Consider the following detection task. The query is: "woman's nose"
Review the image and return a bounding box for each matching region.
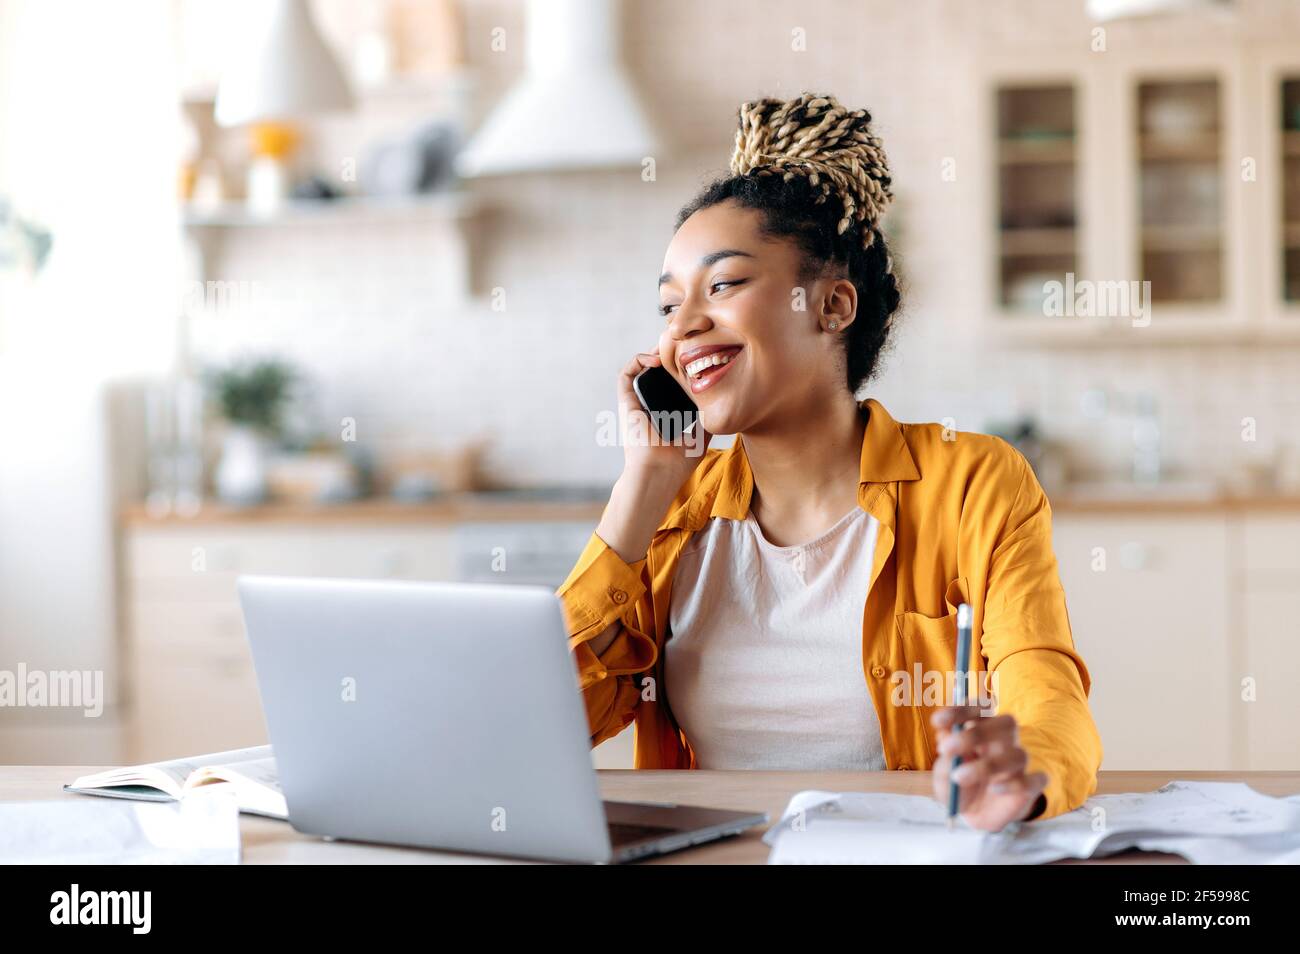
[667,298,712,339]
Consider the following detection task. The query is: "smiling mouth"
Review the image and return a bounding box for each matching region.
[684,350,738,377]
[683,347,742,394]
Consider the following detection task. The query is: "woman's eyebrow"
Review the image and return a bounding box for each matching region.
[659,248,756,287]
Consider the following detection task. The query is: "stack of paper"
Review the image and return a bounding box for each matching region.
[764,781,1300,864]
[0,787,241,864]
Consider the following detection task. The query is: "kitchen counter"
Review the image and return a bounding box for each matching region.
[1045,487,1300,514]
[119,486,1300,526]
[119,493,609,527]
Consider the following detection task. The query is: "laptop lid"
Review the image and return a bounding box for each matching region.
[237,575,614,863]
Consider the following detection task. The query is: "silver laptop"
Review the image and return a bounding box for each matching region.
[236,575,767,863]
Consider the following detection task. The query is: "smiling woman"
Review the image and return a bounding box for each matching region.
[556,93,1102,831]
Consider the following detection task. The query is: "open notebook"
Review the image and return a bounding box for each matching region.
[64,745,286,820]
[763,781,1300,864]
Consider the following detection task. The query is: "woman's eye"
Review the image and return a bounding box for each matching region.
[658,280,744,317]
[711,279,744,293]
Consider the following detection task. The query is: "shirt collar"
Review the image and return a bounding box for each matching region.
[662,397,921,532]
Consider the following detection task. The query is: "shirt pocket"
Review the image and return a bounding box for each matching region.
[894,576,968,763]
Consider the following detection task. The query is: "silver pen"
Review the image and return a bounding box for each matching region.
[946,602,973,831]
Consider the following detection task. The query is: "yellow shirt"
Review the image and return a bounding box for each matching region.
[555,398,1102,821]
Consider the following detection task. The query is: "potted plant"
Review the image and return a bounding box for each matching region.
[207,359,296,505]
[0,197,52,273]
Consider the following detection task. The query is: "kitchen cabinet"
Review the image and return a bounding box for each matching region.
[995,83,1080,312]
[594,504,1300,773]
[1133,76,1225,306]
[977,43,1290,342]
[1241,589,1300,769]
[1115,49,1249,329]
[118,504,1300,771]
[1258,45,1300,330]
[119,515,590,762]
[1239,515,1300,770]
[1051,513,1234,770]
[1053,507,1300,772]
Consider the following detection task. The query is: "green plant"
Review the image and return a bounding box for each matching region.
[0,198,52,273]
[208,359,297,437]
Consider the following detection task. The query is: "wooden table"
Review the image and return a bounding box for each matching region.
[7,768,1298,864]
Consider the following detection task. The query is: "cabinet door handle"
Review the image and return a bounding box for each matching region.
[216,612,244,639]
[211,656,247,679]
[376,547,412,576]
[1120,541,1152,570]
[211,545,242,573]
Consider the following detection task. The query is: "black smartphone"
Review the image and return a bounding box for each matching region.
[632,365,700,443]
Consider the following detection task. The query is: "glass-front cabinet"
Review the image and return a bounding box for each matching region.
[1260,46,1300,332]
[1135,78,1223,306]
[1280,77,1300,306]
[979,46,1289,342]
[996,85,1079,313]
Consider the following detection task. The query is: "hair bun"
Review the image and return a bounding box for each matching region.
[730,93,893,248]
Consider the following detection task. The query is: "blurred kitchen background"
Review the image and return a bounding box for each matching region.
[1,0,1298,772]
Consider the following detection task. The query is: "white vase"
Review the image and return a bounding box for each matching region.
[215,426,269,505]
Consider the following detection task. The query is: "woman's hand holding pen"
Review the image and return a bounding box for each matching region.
[929,706,1049,831]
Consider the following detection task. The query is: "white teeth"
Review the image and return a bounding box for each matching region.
[685,351,737,379]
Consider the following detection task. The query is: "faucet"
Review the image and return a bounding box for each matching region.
[1131,392,1161,485]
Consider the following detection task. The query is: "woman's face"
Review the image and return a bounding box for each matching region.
[657,199,855,437]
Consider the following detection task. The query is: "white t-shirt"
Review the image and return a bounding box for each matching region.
[664,505,886,770]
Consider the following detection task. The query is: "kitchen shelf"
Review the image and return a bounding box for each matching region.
[999,227,1076,256]
[1137,133,1220,161]
[1140,224,1221,251]
[998,138,1076,164]
[180,189,482,299]
[182,190,478,228]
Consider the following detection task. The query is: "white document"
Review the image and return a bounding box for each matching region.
[766,781,1300,865]
[0,787,241,864]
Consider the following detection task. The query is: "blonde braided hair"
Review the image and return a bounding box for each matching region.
[729,93,893,251]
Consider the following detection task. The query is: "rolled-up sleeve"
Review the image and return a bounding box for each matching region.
[979,451,1103,821]
[555,531,659,746]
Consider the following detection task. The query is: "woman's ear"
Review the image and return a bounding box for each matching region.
[819,276,857,333]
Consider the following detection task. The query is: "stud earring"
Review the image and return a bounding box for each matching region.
[828,320,840,331]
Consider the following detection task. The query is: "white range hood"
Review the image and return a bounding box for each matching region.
[455,0,660,177]
[1086,0,1233,20]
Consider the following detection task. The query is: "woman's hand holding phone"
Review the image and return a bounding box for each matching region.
[595,348,712,570]
[619,349,710,483]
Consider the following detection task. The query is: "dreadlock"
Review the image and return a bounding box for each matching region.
[675,93,901,392]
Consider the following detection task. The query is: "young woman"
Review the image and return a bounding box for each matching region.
[557,93,1101,830]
